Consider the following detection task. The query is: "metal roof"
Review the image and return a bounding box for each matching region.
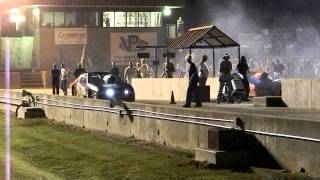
[168,25,240,49]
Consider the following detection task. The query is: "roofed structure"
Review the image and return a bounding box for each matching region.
[168,25,239,49]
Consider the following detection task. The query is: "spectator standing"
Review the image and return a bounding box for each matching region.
[237,56,250,99]
[73,63,86,79]
[124,62,137,84]
[51,64,60,95]
[161,57,175,78]
[139,58,150,78]
[136,61,142,78]
[273,59,285,76]
[199,55,209,86]
[60,63,69,95]
[177,17,184,36]
[218,54,233,102]
[183,54,201,108]
[110,61,120,77]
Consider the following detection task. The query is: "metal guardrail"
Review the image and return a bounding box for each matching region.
[244,129,320,143]
[0,95,320,143]
[36,97,235,123]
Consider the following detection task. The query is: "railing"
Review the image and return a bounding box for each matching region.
[0,94,320,143]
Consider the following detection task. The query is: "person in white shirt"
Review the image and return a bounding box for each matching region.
[124,62,137,84]
[177,17,184,36]
[60,63,69,95]
[199,55,209,86]
[138,58,150,78]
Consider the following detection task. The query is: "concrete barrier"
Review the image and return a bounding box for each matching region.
[282,79,320,109]
[0,72,21,89]
[132,77,219,102]
[1,90,320,177]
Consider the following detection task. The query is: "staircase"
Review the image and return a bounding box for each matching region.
[20,72,43,88]
[195,129,251,168]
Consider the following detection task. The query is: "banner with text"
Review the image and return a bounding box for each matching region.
[110,32,157,66]
[55,28,87,45]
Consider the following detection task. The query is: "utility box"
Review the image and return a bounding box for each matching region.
[17,107,46,119]
[193,86,210,102]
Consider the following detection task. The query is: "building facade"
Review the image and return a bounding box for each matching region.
[0,0,184,76]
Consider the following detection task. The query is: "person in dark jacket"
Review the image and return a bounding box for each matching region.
[218,54,233,102]
[161,57,175,78]
[110,61,120,77]
[236,56,250,99]
[51,64,60,95]
[183,54,202,108]
[73,63,86,79]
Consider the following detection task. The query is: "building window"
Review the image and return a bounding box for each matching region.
[65,12,76,27]
[103,12,114,27]
[102,11,162,28]
[54,12,64,27]
[139,12,151,27]
[127,12,138,27]
[115,12,126,27]
[77,12,89,27]
[88,12,99,27]
[151,12,162,27]
[166,24,177,39]
[41,12,54,27]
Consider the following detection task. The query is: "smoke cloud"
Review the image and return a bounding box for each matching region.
[185,0,320,78]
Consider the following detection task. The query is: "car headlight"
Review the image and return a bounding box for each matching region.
[106,89,115,97]
[124,89,129,96]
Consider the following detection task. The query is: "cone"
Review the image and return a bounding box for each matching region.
[170,91,176,104]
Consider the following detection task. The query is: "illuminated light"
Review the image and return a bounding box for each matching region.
[163,7,172,16]
[33,7,40,16]
[106,89,115,97]
[124,89,129,96]
[10,8,19,14]
[9,14,26,23]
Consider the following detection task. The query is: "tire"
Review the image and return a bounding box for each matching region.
[237,96,242,103]
[88,89,93,98]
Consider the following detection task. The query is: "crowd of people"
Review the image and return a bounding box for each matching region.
[123,58,150,84]
[245,57,320,79]
[50,52,294,108]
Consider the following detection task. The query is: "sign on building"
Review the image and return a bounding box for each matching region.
[55,28,87,45]
[110,33,157,65]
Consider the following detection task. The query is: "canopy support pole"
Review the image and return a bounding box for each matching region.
[155,48,158,78]
[212,48,215,77]
[238,46,241,62]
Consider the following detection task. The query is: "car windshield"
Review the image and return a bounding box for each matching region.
[88,75,105,86]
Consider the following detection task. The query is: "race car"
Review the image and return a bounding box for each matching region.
[249,72,281,97]
[70,72,135,102]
